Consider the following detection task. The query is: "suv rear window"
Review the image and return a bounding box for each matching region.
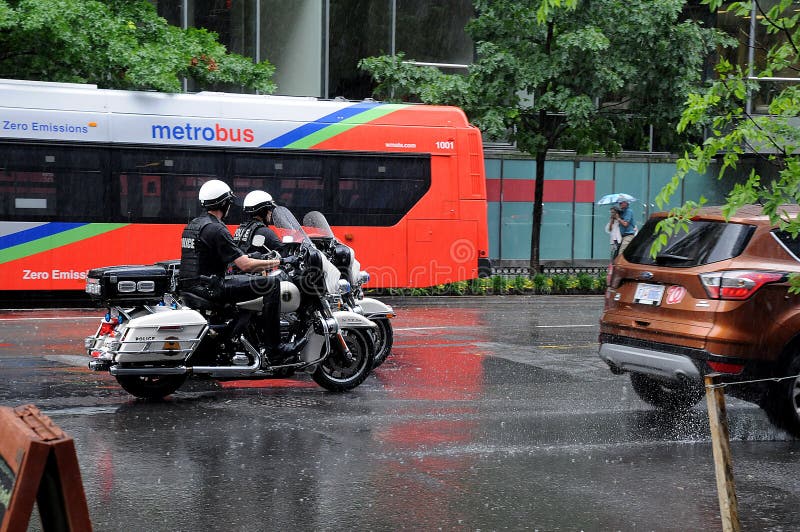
[772,230,800,260]
[623,218,755,267]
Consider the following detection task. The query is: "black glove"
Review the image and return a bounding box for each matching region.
[248,252,265,260]
[281,256,298,267]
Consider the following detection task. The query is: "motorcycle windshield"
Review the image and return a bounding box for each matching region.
[271,206,312,245]
[302,211,335,240]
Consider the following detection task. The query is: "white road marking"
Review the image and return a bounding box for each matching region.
[396,326,452,331]
[535,324,596,328]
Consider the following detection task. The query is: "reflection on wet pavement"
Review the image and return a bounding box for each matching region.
[2,297,799,530]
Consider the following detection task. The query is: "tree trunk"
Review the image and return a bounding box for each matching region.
[529,22,554,276]
[529,148,547,274]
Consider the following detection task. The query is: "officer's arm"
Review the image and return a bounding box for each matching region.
[233,255,279,273]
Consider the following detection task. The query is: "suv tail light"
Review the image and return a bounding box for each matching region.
[699,270,786,300]
[707,361,744,374]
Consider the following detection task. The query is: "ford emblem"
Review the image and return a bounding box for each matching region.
[639,271,654,280]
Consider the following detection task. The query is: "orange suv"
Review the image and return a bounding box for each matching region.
[599,204,800,435]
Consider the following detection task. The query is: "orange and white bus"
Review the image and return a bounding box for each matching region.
[0,79,490,301]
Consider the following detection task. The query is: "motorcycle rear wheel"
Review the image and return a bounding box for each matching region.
[115,374,187,399]
[313,328,373,391]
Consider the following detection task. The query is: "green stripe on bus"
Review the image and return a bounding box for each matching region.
[286,104,408,149]
[0,223,128,264]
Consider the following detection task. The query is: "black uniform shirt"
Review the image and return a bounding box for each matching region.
[198,214,244,277]
[251,225,284,254]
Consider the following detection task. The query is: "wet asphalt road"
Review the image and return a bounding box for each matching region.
[0,295,798,531]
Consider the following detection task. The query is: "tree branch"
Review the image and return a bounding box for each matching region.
[756,0,800,57]
[0,49,38,62]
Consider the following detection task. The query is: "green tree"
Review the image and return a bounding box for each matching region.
[656,0,800,291]
[0,0,275,93]
[359,0,729,271]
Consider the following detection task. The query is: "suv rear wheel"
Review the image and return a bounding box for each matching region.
[630,373,704,412]
[762,354,800,437]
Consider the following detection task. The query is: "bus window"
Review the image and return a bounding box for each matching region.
[334,155,430,225]
[0,144,105,221]
[113,149,223,223]
[230,153,324,213]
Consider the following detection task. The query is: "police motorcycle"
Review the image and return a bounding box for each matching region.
[302,210,395,368]
[84,206,376,399]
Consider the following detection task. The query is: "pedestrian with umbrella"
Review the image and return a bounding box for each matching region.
[598,193,637,256]
[605,206,622,259]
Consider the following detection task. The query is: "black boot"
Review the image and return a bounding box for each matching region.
[267,337,308,365]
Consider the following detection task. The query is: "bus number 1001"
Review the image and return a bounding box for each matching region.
[435,140,455,150]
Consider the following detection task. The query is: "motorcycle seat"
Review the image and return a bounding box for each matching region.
[180,291,219,311]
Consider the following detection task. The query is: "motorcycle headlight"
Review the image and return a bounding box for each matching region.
[337,279,352,294]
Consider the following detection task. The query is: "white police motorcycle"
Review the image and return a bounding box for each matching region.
[85,207,376,399]
[302,210,395,368]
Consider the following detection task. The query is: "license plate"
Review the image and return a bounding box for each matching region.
[634,283,665,306]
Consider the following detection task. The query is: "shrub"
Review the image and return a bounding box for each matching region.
[532,273,550,293]
[565,275,580,290]
[511,275,531,293]
[365,270,606,297]
[449,280,468,295]
[491,275,507,294]
[467,278,482,295]
[550,274,569,293]
[596,274,607,291]
[577,272,595,291]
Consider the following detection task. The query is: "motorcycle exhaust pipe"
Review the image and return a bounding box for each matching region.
[189,360,260,376]
[110,366,188,376]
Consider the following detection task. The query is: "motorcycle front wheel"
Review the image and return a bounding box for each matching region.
[313,328,374,392]
[369,318,394,369]
[115,374,187,399]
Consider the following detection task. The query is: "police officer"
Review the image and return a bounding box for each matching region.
[179,179,304,364]
[233,190,283,256]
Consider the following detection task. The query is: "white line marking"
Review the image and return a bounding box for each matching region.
[396,326,452,331]
[535,324,596,328]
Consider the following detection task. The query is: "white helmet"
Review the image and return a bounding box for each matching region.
[198,179,235,209]
[243,190,277,214]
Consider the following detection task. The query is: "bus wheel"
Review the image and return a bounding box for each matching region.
[116,374,187,399]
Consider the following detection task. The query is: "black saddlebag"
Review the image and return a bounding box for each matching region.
[85,264,169,305]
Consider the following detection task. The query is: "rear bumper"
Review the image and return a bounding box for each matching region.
[598,333,774,382]
[599,343,702,381]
